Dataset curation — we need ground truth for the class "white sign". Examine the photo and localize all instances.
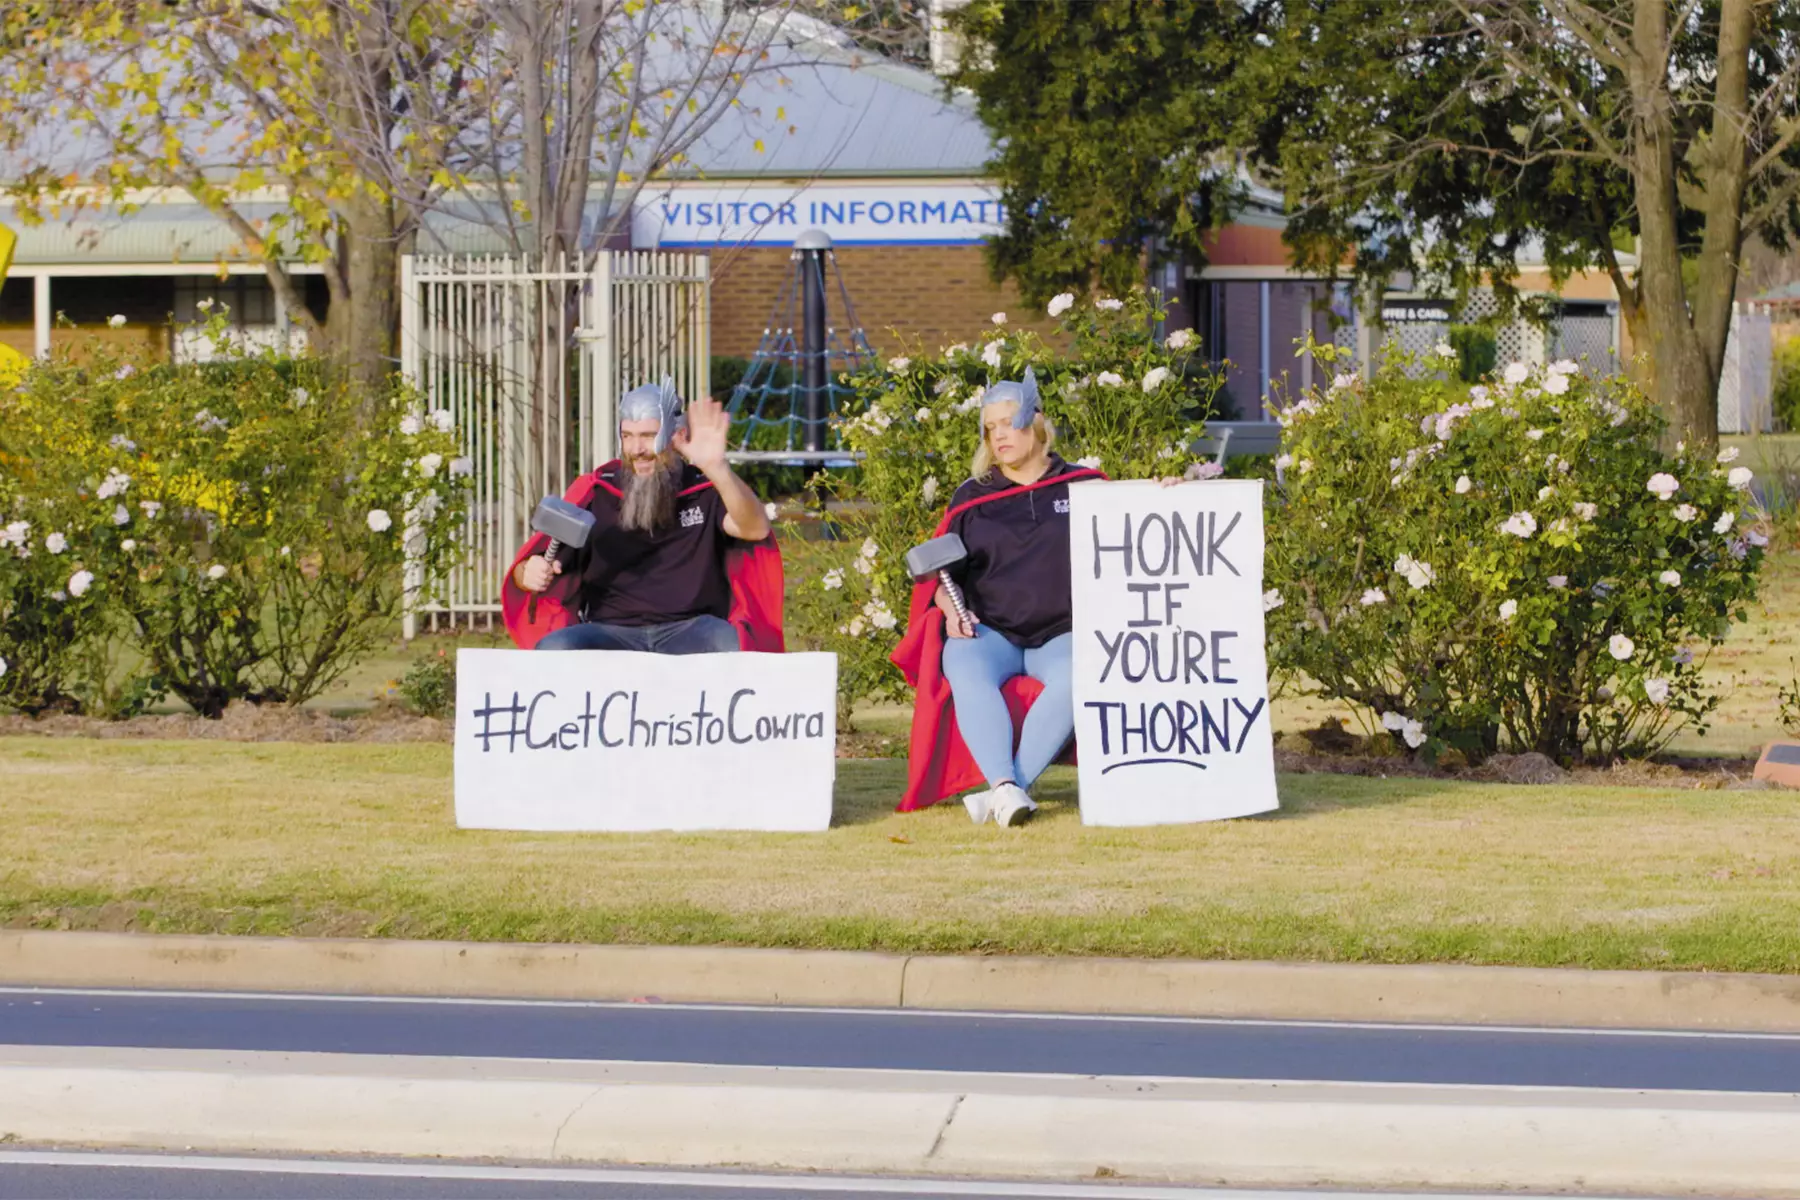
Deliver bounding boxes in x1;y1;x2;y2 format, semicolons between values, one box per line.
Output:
454;648;838;832
632;184;1007;248
1069;480;1278;826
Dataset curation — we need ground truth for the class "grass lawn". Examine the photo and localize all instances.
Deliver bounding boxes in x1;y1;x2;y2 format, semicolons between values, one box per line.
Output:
4;737;1799;972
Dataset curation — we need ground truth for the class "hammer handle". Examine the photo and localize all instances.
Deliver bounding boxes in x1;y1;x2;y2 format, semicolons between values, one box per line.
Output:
528;538;563;623
937;569;970;629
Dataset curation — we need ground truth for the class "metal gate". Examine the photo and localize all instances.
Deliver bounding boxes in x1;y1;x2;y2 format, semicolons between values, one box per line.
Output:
399;251;710;631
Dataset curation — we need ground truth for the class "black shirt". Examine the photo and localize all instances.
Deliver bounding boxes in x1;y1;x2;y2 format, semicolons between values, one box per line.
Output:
945;455;1086;649
561;463;734;627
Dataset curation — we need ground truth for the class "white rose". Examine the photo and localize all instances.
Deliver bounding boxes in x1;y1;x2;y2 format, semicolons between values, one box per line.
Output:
1434;341;1455;359
399;414;423;436
68;569;95;597
1329;372;1357;393
1608;633;1635;661
417;453;443;478
1672;503;1697;522
1096;371;1125;388
112;505;129;526
861;537;878;559
1547;575;1568;589
846;618;865;637
1141;366;1171;392
1713;512;1735;535
1644;677;1670;705
292;387;312;407
888;357;911;372
1503;362;1530;385
45;532;67;555
0;655;6;678
764;502;778;521
1716;446;1740;464
921;476;939;504
1074;456;1102;470
1541;371;1570;396
1659;569;1681;587
1549;359;1579;376
1380;711;1406;732
1573;502;1598;521
140;500;162;519
449;457;473;477
196;297;214;312
366;509;393;532
1095;297;1124;311
1360;588;1386;606
1645;472;1680;501
981;341;1005;368
429;409;454;432
1277;454;1295;471
1047;293;1075;318
853;556;873;576
121;539;136;552
822;569;844;591
1525;428;1546;441
1402;719;1427;749
1500;511;1538;538
1262;588;1284;612
107;313;127;328
1165;328;1195;350
1454;475;1472;495
1727;466;1754;490
871;606;898;632
1499;598;1518;621
991;311;1007;325
1537;486;1555;501
1748;529;1770;548
206;563;227;580
916;407;933;422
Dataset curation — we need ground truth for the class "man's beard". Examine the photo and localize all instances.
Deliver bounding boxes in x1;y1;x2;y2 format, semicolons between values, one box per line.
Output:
619;457;679;534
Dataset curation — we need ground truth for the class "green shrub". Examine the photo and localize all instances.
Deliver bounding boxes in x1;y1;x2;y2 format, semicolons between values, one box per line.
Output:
399;647;457;718
1773;337;1800;432
782;287;1225;714
0;318;471;717
1265;341;1766;761
1448;323;1499;384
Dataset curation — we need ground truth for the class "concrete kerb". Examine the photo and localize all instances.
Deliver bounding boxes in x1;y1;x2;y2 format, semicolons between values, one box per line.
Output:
4;1047;1800;1194
6;929;1800;1031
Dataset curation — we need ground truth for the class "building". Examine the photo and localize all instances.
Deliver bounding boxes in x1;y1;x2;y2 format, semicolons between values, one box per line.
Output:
1;27;1630;425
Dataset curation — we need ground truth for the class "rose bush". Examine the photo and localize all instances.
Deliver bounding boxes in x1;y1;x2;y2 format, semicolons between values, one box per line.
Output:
793;288;1226;714
1264;340;1766;761
0;320;469;716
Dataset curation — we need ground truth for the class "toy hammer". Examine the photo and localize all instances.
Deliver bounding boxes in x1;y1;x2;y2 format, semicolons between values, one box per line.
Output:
527;495;597;620
905;533;971;631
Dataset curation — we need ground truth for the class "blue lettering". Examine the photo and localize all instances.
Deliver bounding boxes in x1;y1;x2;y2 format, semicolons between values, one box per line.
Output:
778;202;797;224
897;200;918;223
921;201;946;223
728;688;756;744
749;202;773;225
950;201;973;223
818;201;844;223
870;201;893;224
846;201;866;223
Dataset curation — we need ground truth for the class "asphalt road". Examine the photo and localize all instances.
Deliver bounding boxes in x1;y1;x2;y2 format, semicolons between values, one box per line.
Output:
3;985;1798;1093
0;1153;1639;1200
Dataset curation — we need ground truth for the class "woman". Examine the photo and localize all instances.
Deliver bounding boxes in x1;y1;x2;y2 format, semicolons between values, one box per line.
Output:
891;367;1105;826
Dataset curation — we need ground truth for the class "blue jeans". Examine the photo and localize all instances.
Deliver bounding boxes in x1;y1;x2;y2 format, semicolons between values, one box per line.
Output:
537;614;740;654
941;626;1074;791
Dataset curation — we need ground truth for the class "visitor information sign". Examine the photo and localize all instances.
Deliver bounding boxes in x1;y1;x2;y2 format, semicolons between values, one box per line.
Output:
1068;480;1279;826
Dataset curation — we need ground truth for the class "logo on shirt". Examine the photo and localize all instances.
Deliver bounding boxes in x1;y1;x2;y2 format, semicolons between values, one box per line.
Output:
678;505;706;528
1054;498;1071;514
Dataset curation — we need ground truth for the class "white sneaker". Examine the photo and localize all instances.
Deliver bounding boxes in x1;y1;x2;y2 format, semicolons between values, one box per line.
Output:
962;790;994;824
990;782;1038;827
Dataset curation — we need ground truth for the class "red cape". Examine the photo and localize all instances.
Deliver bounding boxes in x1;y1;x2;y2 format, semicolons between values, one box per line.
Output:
501;464;785;653
888;467;1106;812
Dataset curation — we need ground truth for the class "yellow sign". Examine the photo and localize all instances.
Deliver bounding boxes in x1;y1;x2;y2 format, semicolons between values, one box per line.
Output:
0;221;14;286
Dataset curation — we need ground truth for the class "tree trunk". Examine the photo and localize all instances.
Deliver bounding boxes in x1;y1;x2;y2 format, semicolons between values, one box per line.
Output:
324;194;400;399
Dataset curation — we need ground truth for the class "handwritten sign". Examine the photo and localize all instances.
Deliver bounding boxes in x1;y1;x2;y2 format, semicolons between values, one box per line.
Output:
454;648;837;832
1068;480;1278;826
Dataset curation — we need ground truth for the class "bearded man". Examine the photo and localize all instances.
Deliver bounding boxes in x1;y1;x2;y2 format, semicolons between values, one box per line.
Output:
501;380;781;654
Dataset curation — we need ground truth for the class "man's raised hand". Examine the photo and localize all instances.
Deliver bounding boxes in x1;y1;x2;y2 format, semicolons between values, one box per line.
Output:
673;395;731;471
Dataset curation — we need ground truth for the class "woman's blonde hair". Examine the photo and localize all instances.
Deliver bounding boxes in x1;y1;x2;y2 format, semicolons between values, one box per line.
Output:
969;404;1056;479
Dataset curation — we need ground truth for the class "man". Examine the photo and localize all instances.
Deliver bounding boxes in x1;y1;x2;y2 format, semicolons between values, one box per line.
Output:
502;379;782;654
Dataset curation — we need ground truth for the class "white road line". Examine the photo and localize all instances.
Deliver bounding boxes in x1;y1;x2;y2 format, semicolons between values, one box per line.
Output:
2;985;1796;1042
0;1150;1640;1198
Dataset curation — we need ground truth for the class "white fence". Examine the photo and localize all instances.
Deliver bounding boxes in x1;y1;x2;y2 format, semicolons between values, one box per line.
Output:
1719;301;1775;435
399;251;710;631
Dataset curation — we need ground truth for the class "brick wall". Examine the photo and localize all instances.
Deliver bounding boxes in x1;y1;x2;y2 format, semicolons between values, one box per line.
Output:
707;244;1063;360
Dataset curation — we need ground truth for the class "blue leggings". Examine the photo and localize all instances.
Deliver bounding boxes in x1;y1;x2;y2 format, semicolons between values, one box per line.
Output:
941;626;1074;791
